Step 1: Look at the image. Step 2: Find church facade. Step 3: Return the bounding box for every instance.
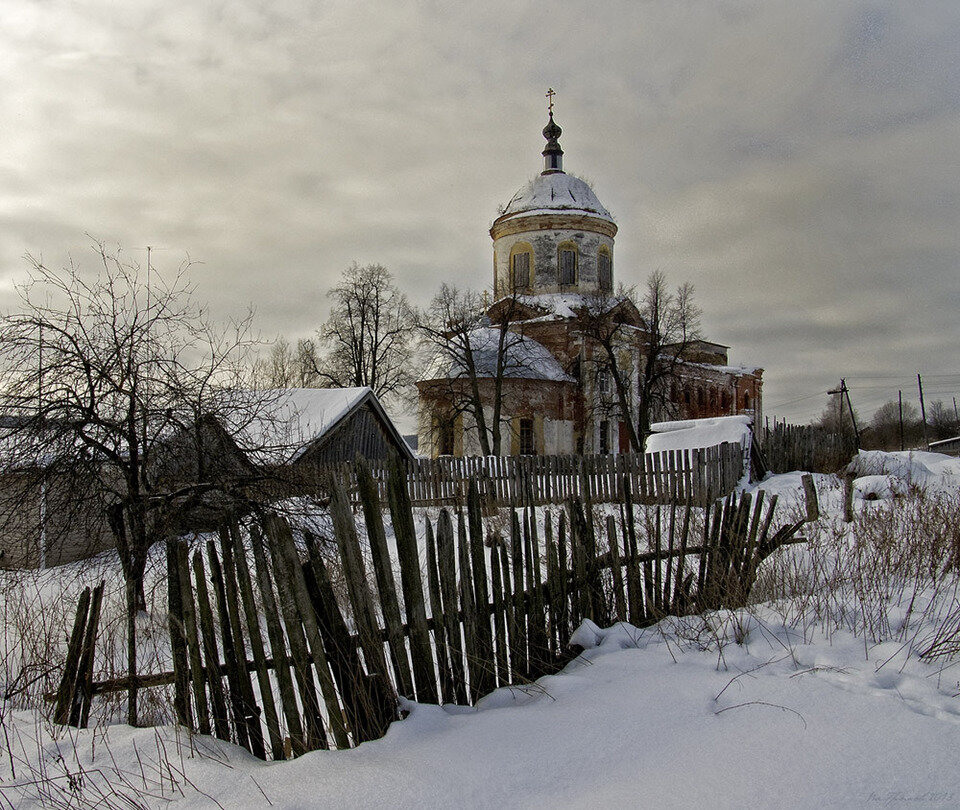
[416,108,762,458]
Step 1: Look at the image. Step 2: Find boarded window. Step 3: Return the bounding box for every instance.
[512,252,530,289]
[559,249,577,285]
[599,420,610,454]
[519,418,535,456]
[598,252,612,291]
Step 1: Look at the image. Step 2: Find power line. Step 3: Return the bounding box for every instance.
[766,391,826,409]
[846,373,960,381]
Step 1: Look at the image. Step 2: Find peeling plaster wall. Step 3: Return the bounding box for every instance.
[493,225,615,296]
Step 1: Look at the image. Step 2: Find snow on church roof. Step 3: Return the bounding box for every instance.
[497,172,614,224]
[421,328,573,384]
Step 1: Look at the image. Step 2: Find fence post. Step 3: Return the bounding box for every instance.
[53,587,90,726]
[802,473,820,522]
[843,471,855,523]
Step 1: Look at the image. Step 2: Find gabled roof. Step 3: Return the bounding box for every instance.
[232,387,414,465]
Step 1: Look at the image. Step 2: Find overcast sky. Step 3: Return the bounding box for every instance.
[2,0,959,427]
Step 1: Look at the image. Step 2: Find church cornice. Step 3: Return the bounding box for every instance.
[490,211,618,241]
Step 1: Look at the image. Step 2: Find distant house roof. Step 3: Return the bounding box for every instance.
[233,387,414,466]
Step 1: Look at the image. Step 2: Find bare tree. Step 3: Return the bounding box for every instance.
[816,392,860,438]
[417,284,530,456]
[636,272,702,440]
[252,335,324,389]
[314,263,415,405]
[253,335,298,388]
[868,400,921,450]
[0,242,266,724]
[580,287,646,452]
[582,271,702,449]
[927,399,958,442]
[295,337,322,387]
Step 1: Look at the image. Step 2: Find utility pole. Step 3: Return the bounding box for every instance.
[37,323,43,416]
[917,373,928,449]
[827,379,860,451]
[898,390,904,452]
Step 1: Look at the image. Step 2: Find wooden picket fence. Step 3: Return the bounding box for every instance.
[54,457,803,758]
[331,442,745,508]
[760,421,855,474]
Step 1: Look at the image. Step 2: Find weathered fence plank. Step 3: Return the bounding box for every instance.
[387,454,439,704]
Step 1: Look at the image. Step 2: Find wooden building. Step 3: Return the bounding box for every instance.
[0,387,411,569]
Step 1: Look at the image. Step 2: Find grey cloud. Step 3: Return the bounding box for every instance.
[0,0,957,427]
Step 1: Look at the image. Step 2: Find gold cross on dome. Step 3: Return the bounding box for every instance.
[546,88,556,114]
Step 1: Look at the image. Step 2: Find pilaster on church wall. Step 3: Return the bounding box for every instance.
[543,417,574,455]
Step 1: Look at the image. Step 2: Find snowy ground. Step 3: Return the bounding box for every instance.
[4,451,960,809]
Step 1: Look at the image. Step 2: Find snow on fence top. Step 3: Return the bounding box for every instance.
[646,415,752,454]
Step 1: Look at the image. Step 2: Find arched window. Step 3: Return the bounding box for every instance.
[558,242,578,286]
[509,243,533,292]
[743,391,751,411]
[721,390,731,412]
[598,248,612,291]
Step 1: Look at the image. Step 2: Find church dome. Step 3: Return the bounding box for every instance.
[490,101,618,298]
[497,172,614,225]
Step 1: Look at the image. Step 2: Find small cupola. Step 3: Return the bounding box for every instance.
[542,88,563,174]
[542,112,564,174]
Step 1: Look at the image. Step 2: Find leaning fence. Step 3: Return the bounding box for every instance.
[55,454,804,761]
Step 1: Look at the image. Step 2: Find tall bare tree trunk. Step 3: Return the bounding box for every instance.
[126,577,138,726]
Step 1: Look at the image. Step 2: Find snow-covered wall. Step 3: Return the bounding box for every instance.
[646,415,753,454]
